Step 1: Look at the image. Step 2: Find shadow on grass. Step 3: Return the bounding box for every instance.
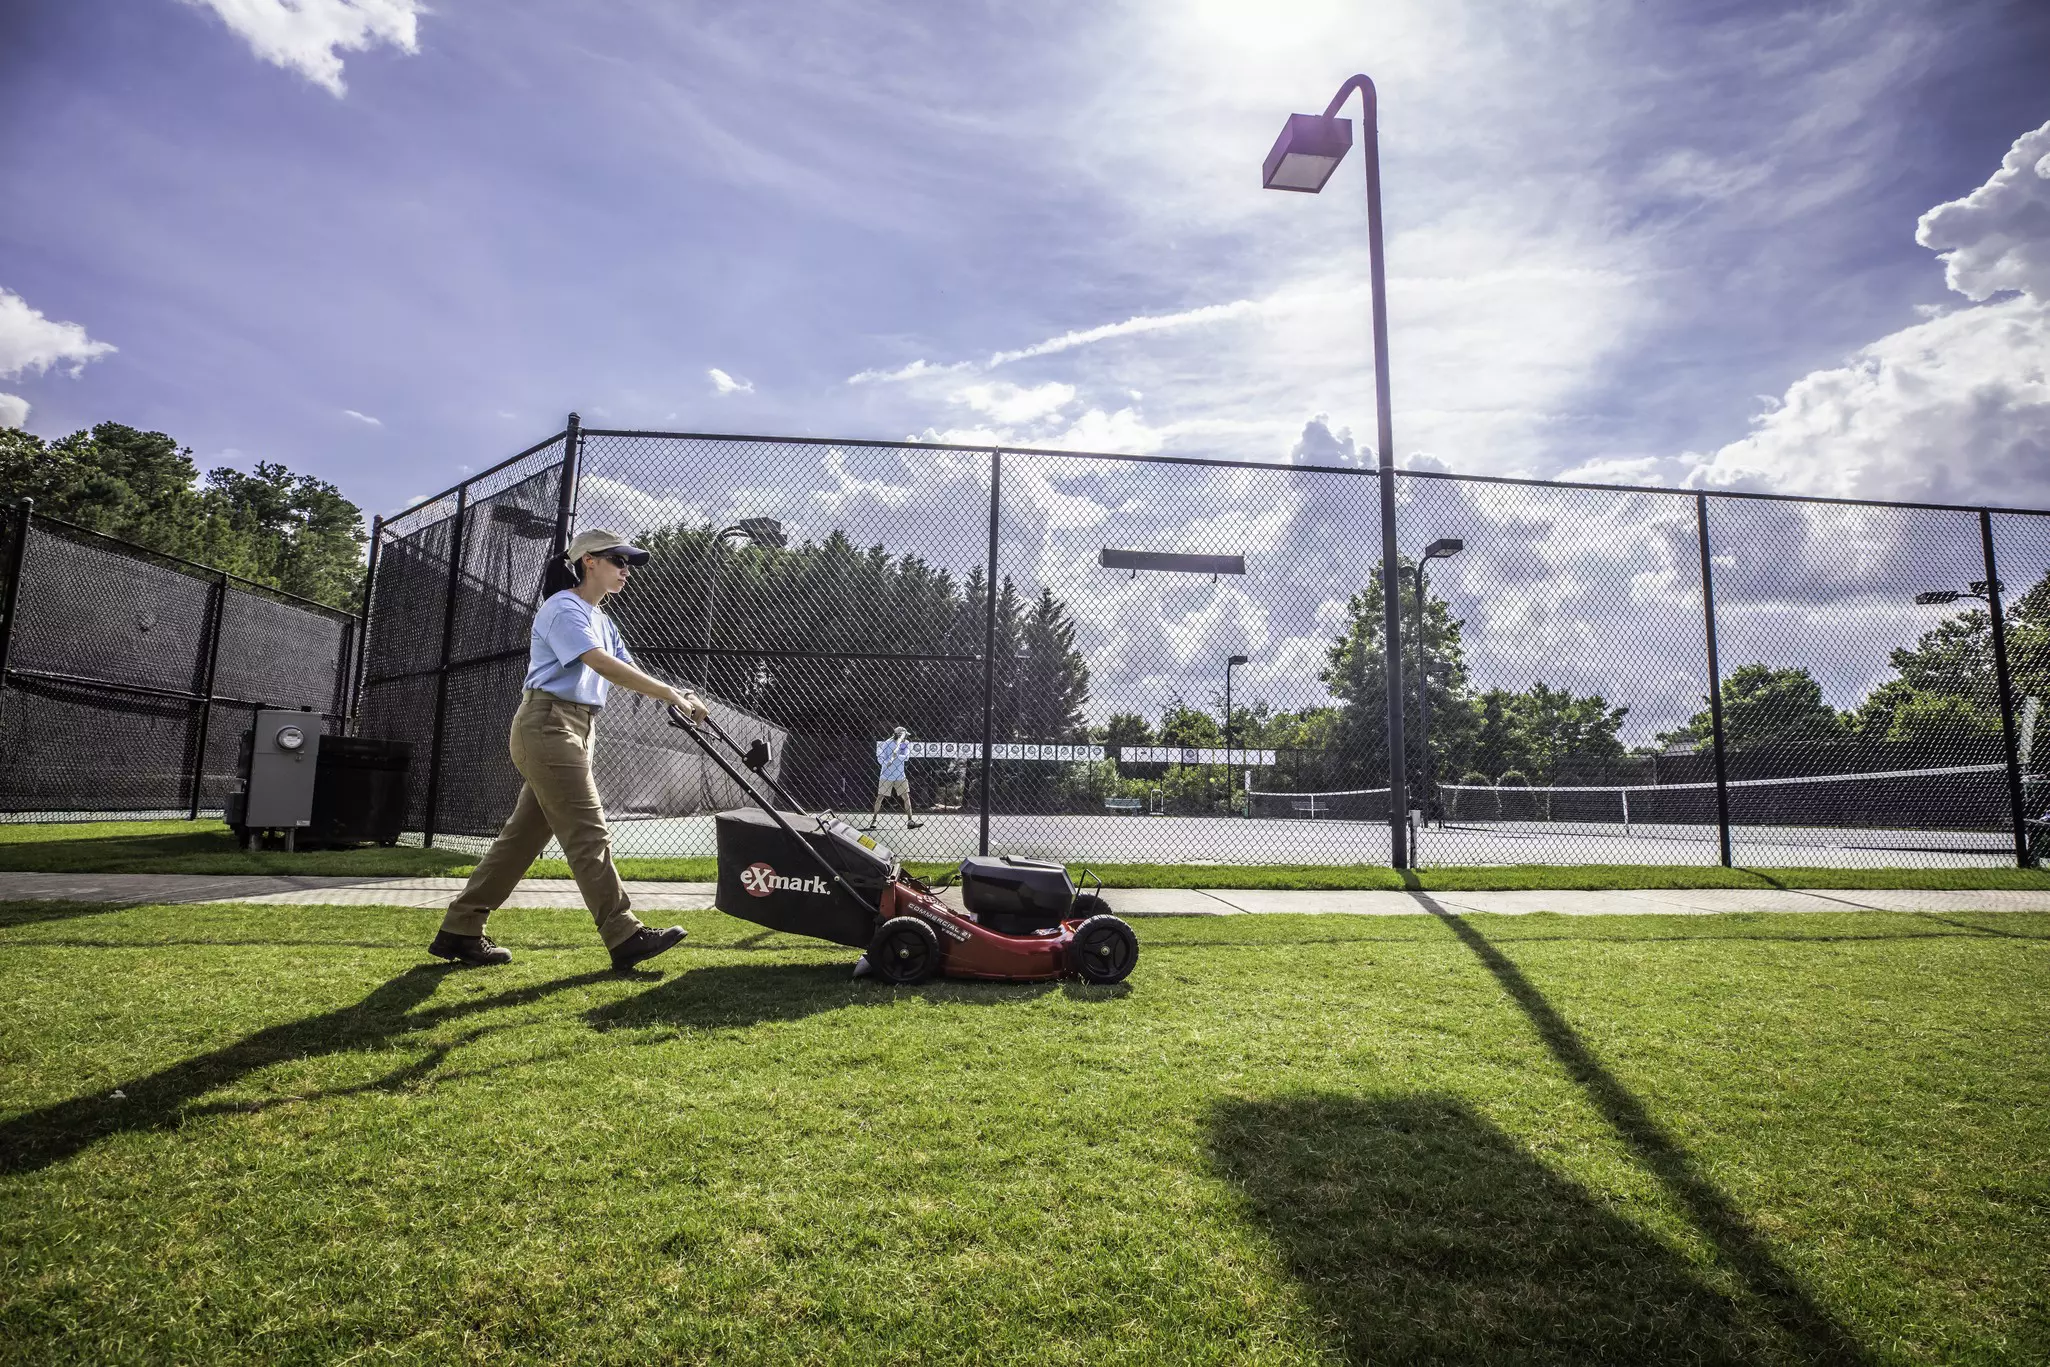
[587,961,1064,1032]
[1211,1092,1783,1364]
[0,900,139,929]
[1408,890,1868,1364]
[0,965,617,1177]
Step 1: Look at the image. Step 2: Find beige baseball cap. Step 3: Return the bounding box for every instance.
[566,528,650,564]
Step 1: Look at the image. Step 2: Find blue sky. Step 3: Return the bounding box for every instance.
[4,0,2047,522]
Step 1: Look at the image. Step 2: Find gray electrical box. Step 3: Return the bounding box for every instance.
[238,708,322,843]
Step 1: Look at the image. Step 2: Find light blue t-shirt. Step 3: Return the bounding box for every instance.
[876,737,910,781]
[525,591,634,707]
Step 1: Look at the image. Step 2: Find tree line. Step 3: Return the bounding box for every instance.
[0,422,366,610]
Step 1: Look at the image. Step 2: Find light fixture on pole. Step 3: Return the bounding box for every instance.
[1913,579,1999,606]
[1265,73,1411,866]
[1412,539,1463,829]
[1226,654,1249,817]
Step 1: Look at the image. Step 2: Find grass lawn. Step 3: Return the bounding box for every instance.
[5,819,2050,891]
[2,898,2045,1363]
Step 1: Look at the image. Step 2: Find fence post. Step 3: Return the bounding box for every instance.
[187,572,229,820]
[1694,493,1733,867]
[551,413,582,567]
[423,486,470,848]
[979,448,1002,857]
[349,513,384,725]
[1980,510,2030,867]
[0,499,30,688]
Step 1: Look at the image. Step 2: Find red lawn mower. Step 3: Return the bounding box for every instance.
[668,707,1139,986]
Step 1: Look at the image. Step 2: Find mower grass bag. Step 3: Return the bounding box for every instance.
[960,855,1103,934]
[714,807,892,947]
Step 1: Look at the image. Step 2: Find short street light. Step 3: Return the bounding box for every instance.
[1225,654,1249,816]
[1265,72,1411,865]
[705,517,787,693]
[1412,539,1463,828]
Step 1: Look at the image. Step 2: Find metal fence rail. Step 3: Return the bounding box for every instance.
[0,503,359,819]
[355,417,2050,870]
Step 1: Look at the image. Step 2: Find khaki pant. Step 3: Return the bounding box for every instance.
[441,690,643,949]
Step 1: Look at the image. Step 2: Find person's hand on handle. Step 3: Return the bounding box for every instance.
[668,686,710,723]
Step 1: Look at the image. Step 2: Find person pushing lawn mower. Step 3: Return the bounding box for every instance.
[428,528,709,972]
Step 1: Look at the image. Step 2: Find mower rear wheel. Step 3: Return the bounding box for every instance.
[869,916,941,985]
[1069,914,1138,985]
[1070,893,1111,922]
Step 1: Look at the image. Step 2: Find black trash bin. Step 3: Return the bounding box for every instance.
[713,808,890,947]
[308,736,411,847]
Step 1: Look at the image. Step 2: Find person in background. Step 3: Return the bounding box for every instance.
[429,528,708,971]
[865,724,921,831]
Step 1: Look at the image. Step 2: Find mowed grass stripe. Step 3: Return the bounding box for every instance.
[1,903,2045,1363]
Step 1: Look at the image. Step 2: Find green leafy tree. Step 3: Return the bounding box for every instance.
[1320,559,1473,786]
[1505,681,1629,783]
[0,422,366,609]
[1660,663,1844,752]
[617,521,1094,808]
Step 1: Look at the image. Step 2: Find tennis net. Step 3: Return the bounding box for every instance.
[1249,763,2029,849]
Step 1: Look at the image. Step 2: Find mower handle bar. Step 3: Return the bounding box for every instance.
[664,703,882,921]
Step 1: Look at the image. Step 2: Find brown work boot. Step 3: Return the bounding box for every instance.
[610,925,687,972]
[429,931,512,967]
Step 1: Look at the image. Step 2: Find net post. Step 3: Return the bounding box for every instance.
[1695,493,1733,866]
[187,571,228,821]
[349,513,385,726]
[423,484,470,848]
[1980,509,2030,868]
[979,448,1002,857]
[0,499,31,689]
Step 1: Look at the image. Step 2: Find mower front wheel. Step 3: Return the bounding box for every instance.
[868,916,941,985]
[1069,914,1138,985]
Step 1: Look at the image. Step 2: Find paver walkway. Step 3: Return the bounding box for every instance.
[2,872,2046,917]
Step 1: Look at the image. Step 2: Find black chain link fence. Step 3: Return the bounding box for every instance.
[353,419,2050,871]
[0,506,357,819]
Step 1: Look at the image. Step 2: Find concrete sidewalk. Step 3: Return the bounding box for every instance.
[2,871,2047,917]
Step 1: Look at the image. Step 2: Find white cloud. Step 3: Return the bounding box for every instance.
[181,0,420,97]
[1685,120,2050,506]
[342,408,383,426]
[846,358,974,386]
[953,381,1075,425]
[1916,120,2050,302]
[1684,296,2050,505]
[848,300,1260,385]
[0,287,116,380]
[708,367,755,395]
[0,394,28,429]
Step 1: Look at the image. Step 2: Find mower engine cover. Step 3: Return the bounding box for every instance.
[959,855,1075,934]
[714,808,892,948]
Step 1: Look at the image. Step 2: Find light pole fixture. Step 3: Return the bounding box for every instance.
[1265,72,1410,865]
[704,517,787,693]
[1100,548,1246,582]
[1914,579,1999,606]
[1411,539,1463,828]
[1226,654,1249,817]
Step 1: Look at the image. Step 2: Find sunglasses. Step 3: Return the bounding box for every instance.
[595,552,634,569]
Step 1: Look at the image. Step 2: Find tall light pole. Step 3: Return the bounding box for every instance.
[704,518,786,700]
[1412,538,1462,827]
[1226,653,1249,817]
[1265,74,1409,865]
